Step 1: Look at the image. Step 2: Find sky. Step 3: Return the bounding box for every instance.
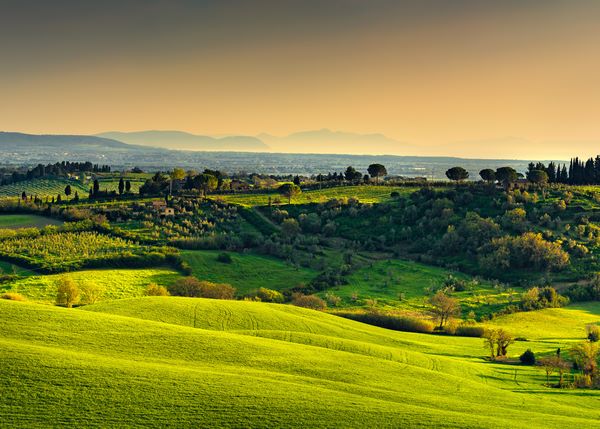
[1,0,600,159]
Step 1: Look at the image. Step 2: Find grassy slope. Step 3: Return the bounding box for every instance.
[0,214,63,229]
[323,258,520,317]
[0,268,180,303]
[2,298,600,428]
[181,250,317,294]
[211,185,417,207]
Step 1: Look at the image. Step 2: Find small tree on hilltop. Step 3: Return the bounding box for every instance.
[278,183,301,204]
[445,167,469,183]
[429,291,460,329]
[367,164,387,183]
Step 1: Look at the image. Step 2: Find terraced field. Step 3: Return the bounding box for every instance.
[211,185,419,206]
[2,297,599,428]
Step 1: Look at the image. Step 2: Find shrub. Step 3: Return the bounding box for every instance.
[586,324,600,342]
[145,283,169,296]
[455,325,485,337]
[335,311,434,334]
[292,293,327,310]
[169,277,235,300]
[216,252,233,264]
[0,292,25,301]
[255,287,284,303]
[519,349,536,365]
[55,275,80,308]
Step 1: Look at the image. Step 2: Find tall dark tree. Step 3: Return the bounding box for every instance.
[125,180,132,193]
[93,179,100,196]
[445,167,469,183]
[64,185,72,200]
[479,169,496,183]
[367,164,387,183]
[118,178,125,195]
[495,167,518,190]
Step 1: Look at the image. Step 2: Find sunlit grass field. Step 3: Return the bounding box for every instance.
[2,297,600,428]
[211,185,418,207]
[181,250,317,295]
[0,268,180,303]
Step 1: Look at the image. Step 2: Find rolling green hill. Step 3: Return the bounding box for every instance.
[2,298,600,428]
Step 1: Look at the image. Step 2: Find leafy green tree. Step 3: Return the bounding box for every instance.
[344,166,362,182]
[445,167,469,183]
[197,173,218,196]
[527,169,549,186]
[495,167,518,189]
[278,183,301,204]
[479,169,496,183]
[56,275,80,308]
[367,164,387,183]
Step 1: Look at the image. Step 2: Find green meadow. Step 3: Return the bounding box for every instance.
[2,297,600,428]
[1,268,180,303]
[211,185,418,206]
[181,250,317,295]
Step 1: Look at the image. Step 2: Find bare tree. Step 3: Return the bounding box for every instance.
[429,291,460,329]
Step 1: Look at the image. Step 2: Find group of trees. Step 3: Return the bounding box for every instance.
[314,164,388,184]
[139,169,226,197]
[1,162,111,186]
[447,155,600,186]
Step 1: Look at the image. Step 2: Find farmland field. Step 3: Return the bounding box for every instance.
[2,297,600,428]
[181,250,317,295]
[0,231,151,271]
[0,214,62,229]
[0,178,89,199]
[211,185,419,206]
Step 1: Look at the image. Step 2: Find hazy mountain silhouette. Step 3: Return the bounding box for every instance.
[97,131,269,152]
[0,132,136,150]
[258,129,410,155]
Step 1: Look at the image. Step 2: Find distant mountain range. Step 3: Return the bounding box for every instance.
[259,129,409,154]
[0,131,135,151]
[96,131,269,152]
[95,129,407,154]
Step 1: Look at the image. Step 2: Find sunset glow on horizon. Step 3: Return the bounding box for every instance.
[2,0,600,159]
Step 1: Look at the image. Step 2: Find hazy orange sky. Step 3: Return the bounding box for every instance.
[2,0,600,159]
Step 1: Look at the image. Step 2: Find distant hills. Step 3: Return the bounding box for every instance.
[259,129,409,154]
[0,132,134,150]
[96,131,269,152]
